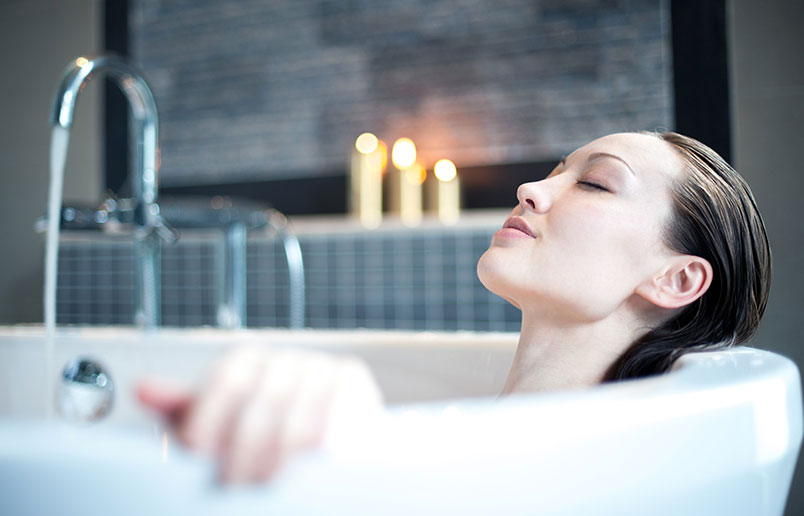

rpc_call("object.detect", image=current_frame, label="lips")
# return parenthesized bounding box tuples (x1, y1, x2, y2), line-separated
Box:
(503, 217, 536, 238)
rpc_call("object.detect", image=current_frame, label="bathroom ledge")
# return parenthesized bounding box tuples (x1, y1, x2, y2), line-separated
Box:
(285, 209, 509, 236)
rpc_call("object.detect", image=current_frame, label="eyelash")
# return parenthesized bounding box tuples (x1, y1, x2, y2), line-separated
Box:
(576, 180, 609, 192)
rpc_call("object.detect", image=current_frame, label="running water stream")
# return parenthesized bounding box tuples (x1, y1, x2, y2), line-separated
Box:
(45, 126, 69, 336)
(44, 126, 70, 417)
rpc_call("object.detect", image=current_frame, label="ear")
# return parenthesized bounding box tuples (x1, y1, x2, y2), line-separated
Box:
(635, 256, 713, 309)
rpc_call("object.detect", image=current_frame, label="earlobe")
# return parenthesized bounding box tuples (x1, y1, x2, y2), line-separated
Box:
(636, 256, 713, 309)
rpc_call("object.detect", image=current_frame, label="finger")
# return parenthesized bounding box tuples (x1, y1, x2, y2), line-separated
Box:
(324, 358, 384, 442)
(180, 346, 266, 454)
(221, 351, 303, 483)
(135, 377, 195, 416)
(276, 354, 338, 466)
(329, 358, 384, 418)
(269, 357, 382, 478)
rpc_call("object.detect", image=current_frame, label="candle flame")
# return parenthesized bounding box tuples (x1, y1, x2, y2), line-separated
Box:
(355, 133, 379, 154)
(392, 138, 416, 169)
(434, 159, 457, 182)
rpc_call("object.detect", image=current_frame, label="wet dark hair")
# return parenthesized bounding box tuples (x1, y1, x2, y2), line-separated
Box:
(603, 132, 772, 381)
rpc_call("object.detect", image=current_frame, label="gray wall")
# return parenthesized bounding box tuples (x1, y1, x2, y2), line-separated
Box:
(728, 1, 804, 514)
(0, 0, 102, 323)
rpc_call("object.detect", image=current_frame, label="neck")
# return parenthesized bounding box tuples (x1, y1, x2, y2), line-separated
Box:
(500, 309, 642, 395)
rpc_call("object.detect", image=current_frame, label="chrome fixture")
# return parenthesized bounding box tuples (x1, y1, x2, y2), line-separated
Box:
(217, 221, 248, 328)
(58, 358, 114, 423)
(217, 208, 306, 329)
(267, 210, 306, 329)
(51, 55, 171, 327)
(38, 193, 303, 329)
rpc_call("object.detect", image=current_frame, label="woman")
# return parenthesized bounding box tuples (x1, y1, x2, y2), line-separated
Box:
(138, 131, 771, 483)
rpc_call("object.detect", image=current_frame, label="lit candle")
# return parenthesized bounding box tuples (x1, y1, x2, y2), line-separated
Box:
(350, 132, 386, 229)
(389, 138, 423, 227)
(426, 159, 460, 225)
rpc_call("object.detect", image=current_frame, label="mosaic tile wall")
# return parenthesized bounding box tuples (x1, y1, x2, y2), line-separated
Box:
(56, 225, 521, 331)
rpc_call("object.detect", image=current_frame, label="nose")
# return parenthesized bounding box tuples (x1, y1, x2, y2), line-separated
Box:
(516, 180, 552, 213)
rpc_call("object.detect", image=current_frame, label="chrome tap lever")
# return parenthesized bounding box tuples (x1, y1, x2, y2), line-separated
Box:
(150, 214, 180, 244)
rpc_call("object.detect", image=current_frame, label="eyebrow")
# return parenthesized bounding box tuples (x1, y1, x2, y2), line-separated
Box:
(586, 152, 635, 176)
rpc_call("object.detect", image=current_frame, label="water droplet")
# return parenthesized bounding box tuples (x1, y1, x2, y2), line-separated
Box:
(58, 358, 114, 423)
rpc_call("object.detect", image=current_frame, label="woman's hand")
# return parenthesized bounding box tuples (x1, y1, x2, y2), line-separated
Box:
(136, 345, 383, 484)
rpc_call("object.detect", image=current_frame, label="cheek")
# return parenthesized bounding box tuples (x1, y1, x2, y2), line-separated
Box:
(550, 205, 662, 300)
(554, 201, 658, 262)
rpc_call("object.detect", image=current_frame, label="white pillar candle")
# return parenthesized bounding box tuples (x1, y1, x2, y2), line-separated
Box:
(350, 133, 386, 229)
(426, 159, 460, 225)
(389, 138, 423, 227)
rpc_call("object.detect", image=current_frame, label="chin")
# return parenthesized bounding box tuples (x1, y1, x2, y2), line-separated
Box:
(476, 249, 495, 288)
(478, 254, 524, 311)
(477, 248, 513, 300)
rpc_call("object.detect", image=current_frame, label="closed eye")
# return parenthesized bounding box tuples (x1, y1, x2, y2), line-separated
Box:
(576, 180, 610, 192)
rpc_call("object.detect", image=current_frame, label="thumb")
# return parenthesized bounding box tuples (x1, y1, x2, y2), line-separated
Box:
(135, 377, 195, 416)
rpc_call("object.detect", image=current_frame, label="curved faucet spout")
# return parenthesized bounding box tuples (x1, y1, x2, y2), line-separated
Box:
(51, 54, 162, 327)
(51, 55, 159, 210)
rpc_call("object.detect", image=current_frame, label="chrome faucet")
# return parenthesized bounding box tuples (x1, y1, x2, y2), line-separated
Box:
(266, 210, 306, 329)
(215, 208, 306, 329)
(51, 55, 170, 327)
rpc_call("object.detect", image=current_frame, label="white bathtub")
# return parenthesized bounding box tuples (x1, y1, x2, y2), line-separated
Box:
(0, 326, 800, 516)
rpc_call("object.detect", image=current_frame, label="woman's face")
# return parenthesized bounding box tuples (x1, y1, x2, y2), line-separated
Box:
(477, 132, 686, 323)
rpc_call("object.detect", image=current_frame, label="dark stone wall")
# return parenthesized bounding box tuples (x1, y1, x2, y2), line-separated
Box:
(131, 0, 672, 186)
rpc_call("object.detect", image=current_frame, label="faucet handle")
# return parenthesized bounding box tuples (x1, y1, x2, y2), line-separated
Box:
(132, 201, 179, 244)
(151, 214, 180, 244)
